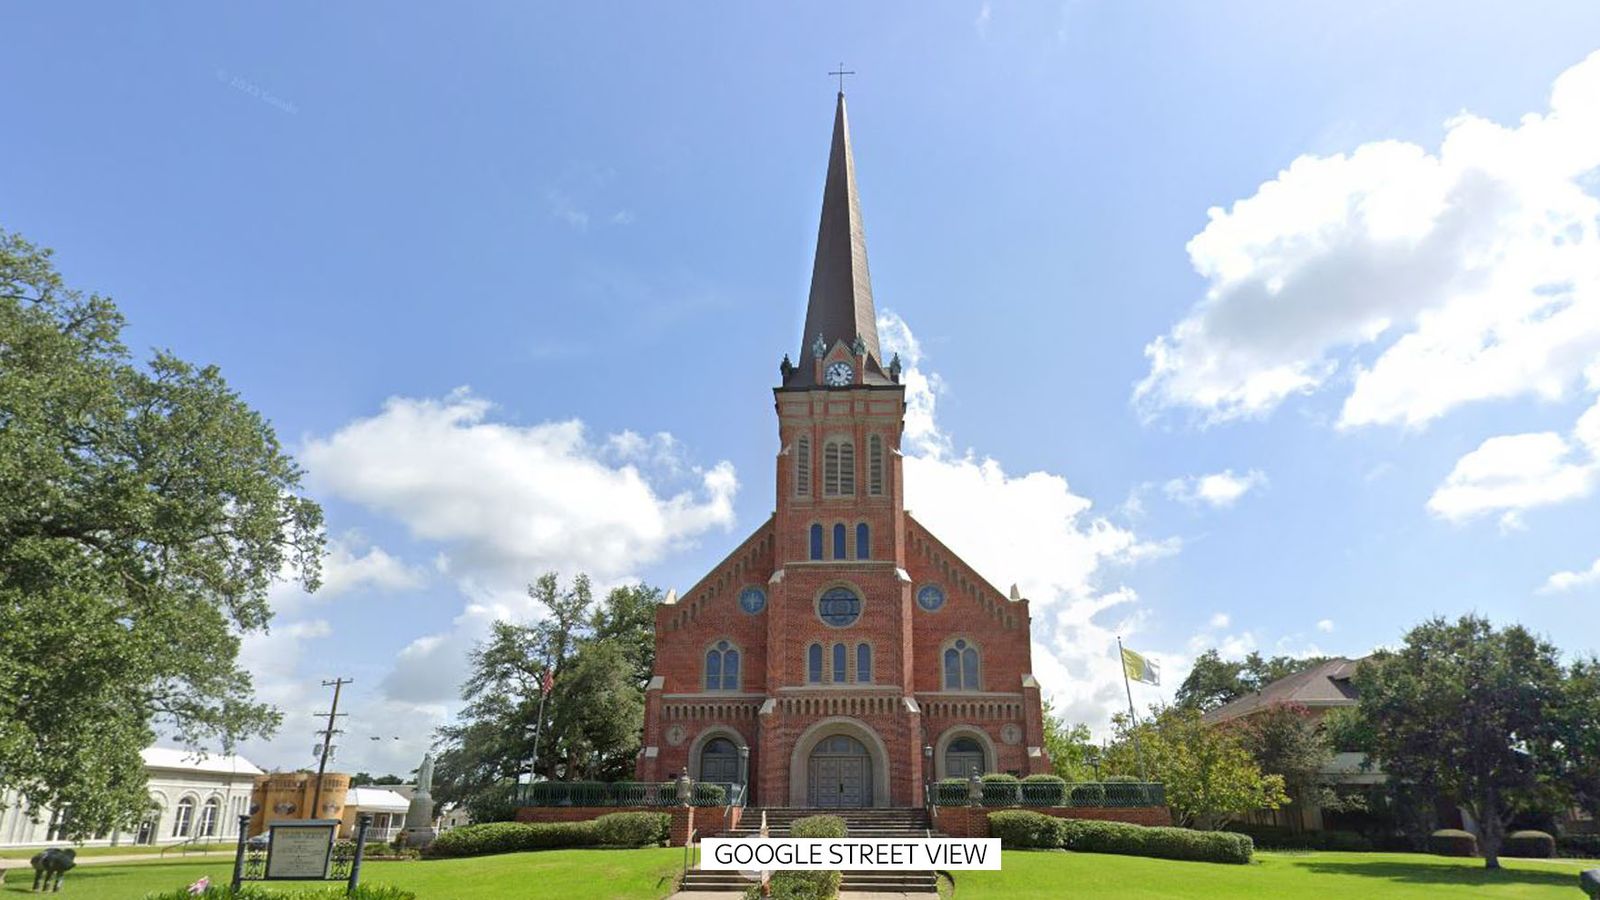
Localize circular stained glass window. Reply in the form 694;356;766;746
917;585;946;612
817;587;861;627
739;586;767;614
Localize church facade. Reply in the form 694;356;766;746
635;93;1051;809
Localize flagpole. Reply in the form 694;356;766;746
1117;637;1148;782
528;672;551;784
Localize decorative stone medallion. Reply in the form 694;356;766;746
666;724;687;747
1001;723;1023;746
738;586;767;615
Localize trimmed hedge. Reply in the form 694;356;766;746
1224;824;1372;852
1021;774;1067;806
1058;818;1253;865
1502;830;1555;858
1429;829;1478;857
1559;833;1600;859
1068;782;1106;806
425;820;599;858
594;812;671;847
981;773;1021;806
989;811;1062;849
746;816;846;900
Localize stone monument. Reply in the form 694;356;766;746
400;752;438;849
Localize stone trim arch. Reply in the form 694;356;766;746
933;724;999;780
789;717;890;807
687;724;750;782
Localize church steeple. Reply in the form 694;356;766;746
786;91;888;387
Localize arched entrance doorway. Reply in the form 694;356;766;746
807;735;871;808
945;737;986;779
699;737;740;784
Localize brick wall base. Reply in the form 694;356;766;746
930;805;1173;838
514;805;741;847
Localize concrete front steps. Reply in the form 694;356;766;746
678;807;938;894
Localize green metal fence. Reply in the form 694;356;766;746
927;780;1165;809
514;780;743;808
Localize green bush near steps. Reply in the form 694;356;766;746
986;811;1254;865
744;814;847;900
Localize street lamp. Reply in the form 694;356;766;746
737;745;750;804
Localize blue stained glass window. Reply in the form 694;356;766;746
810;524;823;560
917;585;945;612
832;523;846;559
856;643;872;682
832;643;846;682
706;640;739;691
705;649;721;690
808;643;823;683
818;587;861;627
856;523;870;559
739;586;767;614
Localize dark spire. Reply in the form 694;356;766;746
790;91;885;385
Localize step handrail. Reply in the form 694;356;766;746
681;827;698;881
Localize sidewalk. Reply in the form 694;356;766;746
0;849;234;870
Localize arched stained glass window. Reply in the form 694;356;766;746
705;640;740;691
833;523;847;559
810;523;823;560
856;643;872;683
832;642;847;683
808;643;823;683
943;639;980;691
856;523;870;559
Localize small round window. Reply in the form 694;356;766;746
739;586;767;614
817;587;861;628
916;585;945;612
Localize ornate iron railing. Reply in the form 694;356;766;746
515;780;743;808
925;780;1165;809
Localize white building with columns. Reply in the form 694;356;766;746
0;747;262;848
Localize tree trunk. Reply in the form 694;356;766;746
1478;794;1504;870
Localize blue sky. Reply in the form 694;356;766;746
5;3;1600;776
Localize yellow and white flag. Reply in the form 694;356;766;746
1121;646;1160;686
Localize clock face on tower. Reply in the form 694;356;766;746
825;361;854;386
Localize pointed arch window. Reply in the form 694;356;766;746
810;523;823;560
868;435;884;495
824;439;855;496
832;643;847;683
942;638;981;691
808;643;823;683
705;640;740;691
856;523;870;560
796;436;811;496
856;643;872;683
832;523;847;559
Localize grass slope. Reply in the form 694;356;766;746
0;848;683;899
954;850;1600;899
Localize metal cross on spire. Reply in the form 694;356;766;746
828;62;855;94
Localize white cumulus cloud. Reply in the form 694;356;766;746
1165;469;1268;509
1136;50;1600;430
1541;556;1600;594
1426;394;1600;528
881;311;1173;730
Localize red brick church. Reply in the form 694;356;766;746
636;92;1052;809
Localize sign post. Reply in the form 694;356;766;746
231;814;371;894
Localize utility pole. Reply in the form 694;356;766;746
310;677;352;820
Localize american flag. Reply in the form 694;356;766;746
540;669;554;696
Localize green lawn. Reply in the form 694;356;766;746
0;843;233;859
953;850;1600;899
0;848;684;899
2;847;1594;899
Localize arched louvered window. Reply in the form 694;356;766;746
824;439;855;496
832;523;847;559
810;523;823;560
856;643;872;683
868;435;884;495
796;436;811;496
942;638;981;691
808;643;823;683
856;523;870;560
832;643;847;683
705;640;740;691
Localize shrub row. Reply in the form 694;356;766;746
424;812;669;858
987;810;1253;865
1503;830;1555;858
1559;832;1600;859
1224;823;1373;852
1428;829;1477;857
745;815;847;900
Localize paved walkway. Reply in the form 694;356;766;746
0;849;234;870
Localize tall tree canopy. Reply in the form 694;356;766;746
1104;705;1287;830
1176;650;1332;712
1040;700;1097;782
1354;615;1577;869
432;574;661;823
0;229;323;838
